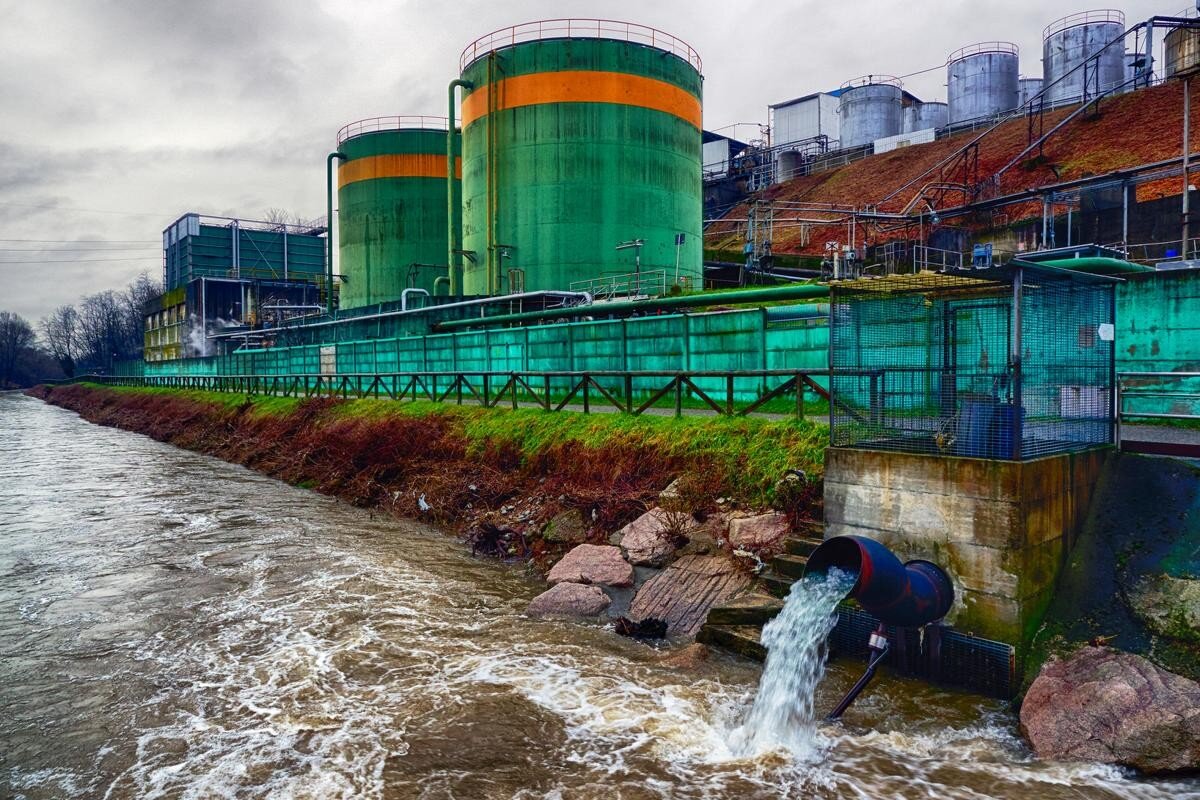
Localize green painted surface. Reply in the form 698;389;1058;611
459;38;703;296
1115;270;1200;416
338;128;459;308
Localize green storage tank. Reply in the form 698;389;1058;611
337;117;460;309
457;20;703;296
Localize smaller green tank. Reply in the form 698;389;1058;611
337;117;461;308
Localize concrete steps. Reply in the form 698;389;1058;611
696;623;766;661
698;529;827;657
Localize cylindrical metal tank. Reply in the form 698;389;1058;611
947;42;1019;125
1017;77;1044;107
838;76;903;149
902;101;948;133
457;19;703;296
336;117;459;309
1043;10;1127;106
1165;23;1200;79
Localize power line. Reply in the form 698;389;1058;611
0;247;161;252
0;237;160;243
0;257;161;264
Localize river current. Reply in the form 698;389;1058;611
2;392;1198;799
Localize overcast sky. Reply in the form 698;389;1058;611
0;0;1172;322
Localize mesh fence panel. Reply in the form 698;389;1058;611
830;266;1114;460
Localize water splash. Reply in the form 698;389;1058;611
733;568;858;759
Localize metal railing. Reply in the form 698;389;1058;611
1044;9;1125;39
569;270;668;300
76;369;830;419
336;116;449;146
460;19;702;72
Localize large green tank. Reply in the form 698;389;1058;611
337;117;460;308
457;21;703;296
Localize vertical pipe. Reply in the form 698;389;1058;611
1041;196;1049;248
326;151;347;315
283;227;288;280
448;79;474;296
1184;76;1191;259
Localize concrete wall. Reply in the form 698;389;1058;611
824;446;1110;652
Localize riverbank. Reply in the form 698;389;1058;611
27;383;824;565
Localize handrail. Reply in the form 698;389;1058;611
336;116;449;146
948;41;1019;62
1044;9;1125;39
459;18;702;73
839;74;903;91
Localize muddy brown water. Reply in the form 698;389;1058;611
2;392;1198;799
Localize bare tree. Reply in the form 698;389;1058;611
120;272;161;359
77;291;125;372
40;304;80;378
0;311;36;386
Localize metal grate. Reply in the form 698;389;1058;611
829;264;1116;460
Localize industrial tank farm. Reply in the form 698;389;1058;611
837;76;903;149
336;117;459;308
456;20;704;296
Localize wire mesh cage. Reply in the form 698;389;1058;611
830;264;1116;460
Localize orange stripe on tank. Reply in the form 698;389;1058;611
338;154;462;187
460;70;701;129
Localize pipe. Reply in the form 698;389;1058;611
401;288;430;311
804;535;954;628
434;276;450;296
448;79;474;296
1017;256;1153;275
326;151;347;315
435;284;831;331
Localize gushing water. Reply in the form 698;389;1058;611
733;568;858;759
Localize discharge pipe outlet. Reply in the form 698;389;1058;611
804;535;954;628
326;151;347;315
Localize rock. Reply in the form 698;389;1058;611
628;554;751;637
526;583;611;619
614;616;668;639
677;513;728;556
659;477;682;502
541;509;589;545
1130;574;1200;645
616;508;688;567
727;512;790;556
547;544;634;587
658;643;711;669
1020;646;1200;774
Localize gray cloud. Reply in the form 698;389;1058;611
0;0;1172;323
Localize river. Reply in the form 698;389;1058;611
2;391;1198;799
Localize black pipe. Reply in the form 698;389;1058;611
805;535;954;628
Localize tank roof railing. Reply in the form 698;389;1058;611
947;41;1019;63
1044;9;1126;40
336;116;449;146
460;18;702;73
839;74;903;91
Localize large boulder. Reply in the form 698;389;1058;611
1020;646;1200;774
541;508;589;544
727;512;790;556
616;508;687;567
547;544;634;587
527;583;611;619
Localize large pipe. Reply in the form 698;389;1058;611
1015;256;1152;275
804;535;954;628
326;150;347;315
448;79;474;297
435;284;831;331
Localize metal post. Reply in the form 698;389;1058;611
1122;181;1129;248
1041;196;1049;248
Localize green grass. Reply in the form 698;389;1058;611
82;383;829;501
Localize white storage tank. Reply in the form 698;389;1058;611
1043;10;1127;105
838;75;903;149
903;101;948;133
1017;77;1044;107
947;42;1020;125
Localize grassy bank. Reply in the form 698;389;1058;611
28;383;826;555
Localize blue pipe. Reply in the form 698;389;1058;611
804;535;954;628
